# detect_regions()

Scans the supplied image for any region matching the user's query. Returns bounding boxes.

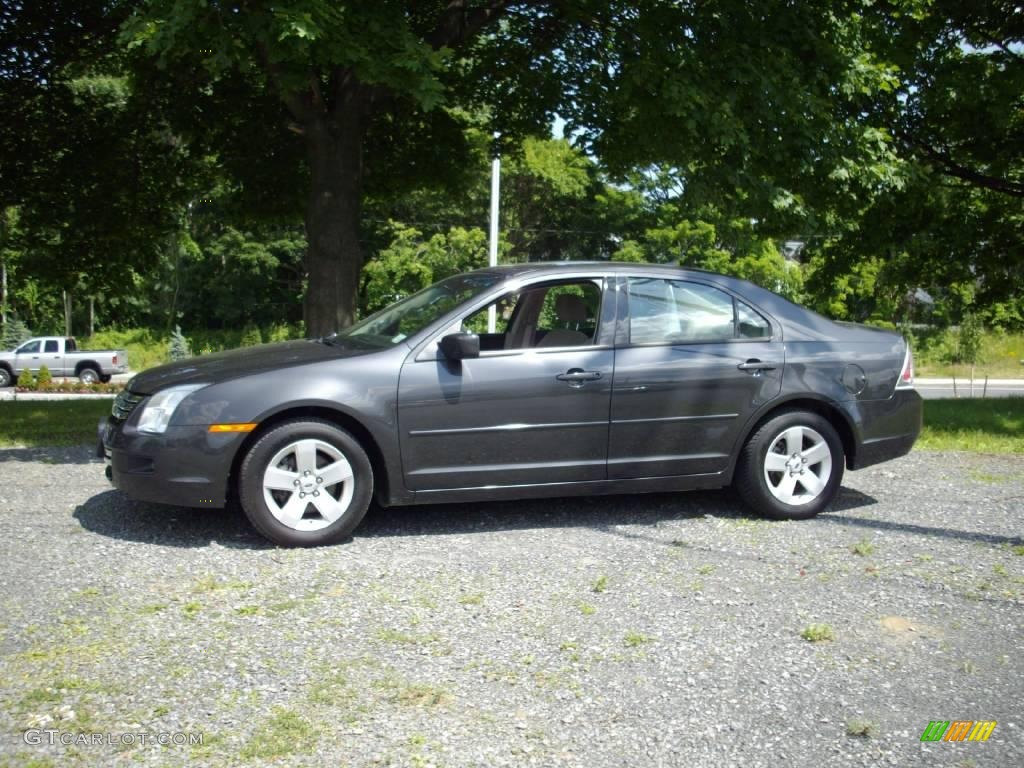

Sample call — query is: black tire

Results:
[238,419,373,547]
[99,374,112,384]
[0,366,12,388]
[78,366,100,385]
[734,410,845,520]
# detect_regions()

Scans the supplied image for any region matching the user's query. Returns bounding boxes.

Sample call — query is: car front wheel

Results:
[238,419,373,547]
[734,410,844,520]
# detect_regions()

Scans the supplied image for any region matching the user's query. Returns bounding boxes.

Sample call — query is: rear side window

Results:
[627,278,771,344]
[44,340,59,353]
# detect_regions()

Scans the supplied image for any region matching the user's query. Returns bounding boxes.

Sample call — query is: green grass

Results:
[919,398,1024,453]
[913,329,1024,379]
[0,400,113,447]
[240,707,319,761]
[800,623,836,643]
[851,538,875,557]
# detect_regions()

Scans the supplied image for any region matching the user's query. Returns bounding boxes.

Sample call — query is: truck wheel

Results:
[734,410,844,520]
[0,367,11,388]
[238,419,373,547]
[78,367,100,385]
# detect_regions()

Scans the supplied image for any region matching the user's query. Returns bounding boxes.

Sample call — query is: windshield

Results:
[333,273,502,349]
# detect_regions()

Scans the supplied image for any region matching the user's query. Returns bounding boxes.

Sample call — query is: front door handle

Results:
[737,359,777,373]
[556,368,602,387]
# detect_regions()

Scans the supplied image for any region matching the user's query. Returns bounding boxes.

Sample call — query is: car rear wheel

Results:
[78,366,100,385]
[734,410,844,520]
[0,367,11,388]
[238,419,373,547]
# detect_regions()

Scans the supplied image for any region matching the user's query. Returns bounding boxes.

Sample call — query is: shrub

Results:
[240,325,263,347]
[36,365,52,388]
[169,325,192,361]
[17,368,35,390]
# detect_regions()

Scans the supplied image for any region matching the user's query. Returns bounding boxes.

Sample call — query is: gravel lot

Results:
[0,448,1021,767]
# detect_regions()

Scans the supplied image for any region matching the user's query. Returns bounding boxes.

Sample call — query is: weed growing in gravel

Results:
[1013,545,1024,557]
[373,676,450,707]
[697,564,715,575]
[182,601,202,618]
[139,603,167,614]
[624,631,651,647]
[801,624,836,643]
[376,628,440,646]
[192,575,253,593]
[240,707,319,760]
[846,718,879,738]
[579,602,596,616]
[993,563,1009,578]
[851,539,875,557]
[592,575,609,593]
[457,592,484,605]
[235,606,260,616]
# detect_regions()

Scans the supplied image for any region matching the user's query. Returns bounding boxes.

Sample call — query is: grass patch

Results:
[918,399,1024,453]
[457,592,484,606]
[578,602,597,616]
[591,575,609,593]
[0,400,113,447]
[801,623,836,643]
[240,707,318,761]
[913,329,1024,379]
[372,677,450,707]
[846,718,879,738]
[624,631,651,647]
[851,538,875,557]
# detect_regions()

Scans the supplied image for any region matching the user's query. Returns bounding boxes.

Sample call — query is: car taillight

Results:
[113,355,118,365]
[896,345,914,389]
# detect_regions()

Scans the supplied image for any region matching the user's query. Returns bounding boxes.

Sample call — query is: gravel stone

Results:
[0,447,1021,767]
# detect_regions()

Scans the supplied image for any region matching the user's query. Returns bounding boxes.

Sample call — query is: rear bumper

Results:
[100,417,242,508]
[846,388,923,470]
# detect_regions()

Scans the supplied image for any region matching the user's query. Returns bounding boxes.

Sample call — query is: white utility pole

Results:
[487,133,501,333]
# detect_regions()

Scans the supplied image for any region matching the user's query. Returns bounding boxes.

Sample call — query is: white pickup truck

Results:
[0,337,129,387]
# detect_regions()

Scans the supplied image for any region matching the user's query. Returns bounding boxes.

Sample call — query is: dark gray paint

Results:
[103,262,922,511]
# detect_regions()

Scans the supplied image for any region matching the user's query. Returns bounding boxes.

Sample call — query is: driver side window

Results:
[17,340,41,354]
[461,279,603,352]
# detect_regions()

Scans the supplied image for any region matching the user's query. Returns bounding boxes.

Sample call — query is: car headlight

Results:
[137,384,207,434]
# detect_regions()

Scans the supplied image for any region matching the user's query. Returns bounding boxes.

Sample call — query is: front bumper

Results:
[99,417,244,508]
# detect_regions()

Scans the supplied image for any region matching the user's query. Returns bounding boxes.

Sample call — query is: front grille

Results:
[112,390,144,422]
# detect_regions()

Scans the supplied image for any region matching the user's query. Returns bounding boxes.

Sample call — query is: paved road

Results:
[915,378,1024,400]
[0,448,1021,767]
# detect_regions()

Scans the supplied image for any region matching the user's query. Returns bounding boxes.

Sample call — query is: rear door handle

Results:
[737,359,777,373]
[556,368,602,387]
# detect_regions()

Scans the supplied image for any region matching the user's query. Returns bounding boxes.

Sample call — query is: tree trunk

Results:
[63,290,72,337]
[303,100,365,338]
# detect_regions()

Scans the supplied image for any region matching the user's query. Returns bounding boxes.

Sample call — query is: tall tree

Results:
[122,0,920,336]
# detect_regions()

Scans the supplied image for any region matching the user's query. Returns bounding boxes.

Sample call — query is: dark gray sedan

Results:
[101,263,922,547]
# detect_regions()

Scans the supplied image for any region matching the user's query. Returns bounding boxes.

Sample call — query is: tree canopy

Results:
[0,1,1020,338]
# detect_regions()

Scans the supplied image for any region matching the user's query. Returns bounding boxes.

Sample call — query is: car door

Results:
[14,340,42,374]
[608,275,784,479]
[41,339,63,375]
[398,277,616,491]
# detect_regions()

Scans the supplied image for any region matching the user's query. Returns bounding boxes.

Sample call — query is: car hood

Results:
[127,340,373,394]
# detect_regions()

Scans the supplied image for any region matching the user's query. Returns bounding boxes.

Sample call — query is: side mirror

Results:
[438,332,480,361]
